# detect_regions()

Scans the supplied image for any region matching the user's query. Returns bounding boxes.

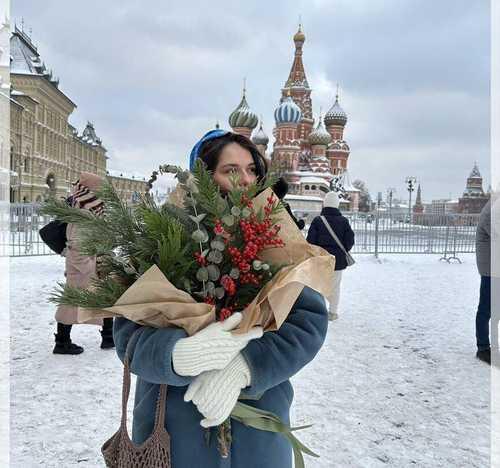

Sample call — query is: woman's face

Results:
[212,143,257,193]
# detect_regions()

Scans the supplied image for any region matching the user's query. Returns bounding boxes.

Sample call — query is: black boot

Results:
[476,348,491,365]
[100,318,115,349]
[53,323,84,355]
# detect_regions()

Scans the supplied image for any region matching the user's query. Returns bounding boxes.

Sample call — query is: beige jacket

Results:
[55,224,103,325]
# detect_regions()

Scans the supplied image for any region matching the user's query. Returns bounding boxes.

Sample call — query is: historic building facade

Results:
[226,25,359,212]
[0,17,10,203]
[457,163,490,214]
[9,25,147,203]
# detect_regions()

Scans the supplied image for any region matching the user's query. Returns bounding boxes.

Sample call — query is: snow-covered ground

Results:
[9,253,490,467]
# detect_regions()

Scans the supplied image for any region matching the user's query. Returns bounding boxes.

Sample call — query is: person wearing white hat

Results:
[307,191,355,320]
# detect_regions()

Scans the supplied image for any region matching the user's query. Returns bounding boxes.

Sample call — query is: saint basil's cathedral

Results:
[225,25,360,213]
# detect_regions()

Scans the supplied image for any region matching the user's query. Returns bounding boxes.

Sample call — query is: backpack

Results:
[39,196,73,254]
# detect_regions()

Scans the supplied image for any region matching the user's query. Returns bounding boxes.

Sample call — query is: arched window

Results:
[304,185,310,190]
[311,185,317,190]
[46,173,56,193]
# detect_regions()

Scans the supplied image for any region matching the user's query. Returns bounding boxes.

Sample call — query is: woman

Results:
[306,191,355,321]
[113,130,329,467]
[54,172,114,355]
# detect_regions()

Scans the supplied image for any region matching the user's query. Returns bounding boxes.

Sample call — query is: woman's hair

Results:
[197,132,268,181]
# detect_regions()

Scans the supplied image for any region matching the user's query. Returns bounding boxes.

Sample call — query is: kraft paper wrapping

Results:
[77,265,215,336]
[78,188,336,336]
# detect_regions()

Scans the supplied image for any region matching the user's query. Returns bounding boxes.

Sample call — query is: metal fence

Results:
[3,203,54,256]
[345,211,478,260]
[3,204,479,259]
[304,211,478,261]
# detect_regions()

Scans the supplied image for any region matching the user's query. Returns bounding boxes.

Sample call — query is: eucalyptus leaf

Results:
[207,265,220,281]
[261,263,270,271]
[215,287,225,299]
[241,208,251,218]
[231,206,241,216]
[196,267,209,282]
[210,240,225,252]
[207,250,223,264]
[222,215,235,227]
[217,198,229,213]
[186,178,199,193]
[189,213,207,224]
[192,230,205,243]
[229,268,240,279]
[200,229,209,243]
[252,260,262,271]
[206,281,216,294]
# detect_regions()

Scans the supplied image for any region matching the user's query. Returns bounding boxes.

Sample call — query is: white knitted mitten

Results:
[172,312,262,377]
[184,353,251,427]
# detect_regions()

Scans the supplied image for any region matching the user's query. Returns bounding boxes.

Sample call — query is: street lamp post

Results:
[405,177,417,223]
[16,159,24,203]
[386,187,396,221]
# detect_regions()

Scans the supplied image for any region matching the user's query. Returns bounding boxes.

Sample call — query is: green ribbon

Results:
[231,402,319,468]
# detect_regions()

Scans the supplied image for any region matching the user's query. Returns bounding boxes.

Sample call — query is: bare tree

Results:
[353,179,372,212]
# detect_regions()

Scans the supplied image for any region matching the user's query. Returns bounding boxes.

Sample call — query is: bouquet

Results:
[41,161,335,468]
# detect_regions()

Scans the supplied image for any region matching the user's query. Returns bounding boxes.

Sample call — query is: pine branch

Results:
[40,197,103,228]
[94,180,141,253]
[49,278,128,309]
[192,161,226,219]
[40,197,118,256]
[154,221,197,288]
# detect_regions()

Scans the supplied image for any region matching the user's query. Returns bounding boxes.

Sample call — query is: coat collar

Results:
[321,207,341,216]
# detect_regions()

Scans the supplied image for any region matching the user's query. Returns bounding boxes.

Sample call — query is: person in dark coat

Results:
[306,191,355,321]
[272,177,305,230]
[113,130,329,468]
[475,199,492,364]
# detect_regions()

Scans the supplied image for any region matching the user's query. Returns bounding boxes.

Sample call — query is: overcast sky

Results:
[11,0,490,200]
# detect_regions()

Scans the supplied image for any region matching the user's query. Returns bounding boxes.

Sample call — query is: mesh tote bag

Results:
[102,328,171,467]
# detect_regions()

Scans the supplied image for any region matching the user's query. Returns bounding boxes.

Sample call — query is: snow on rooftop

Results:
[299,176,329,185]
[288,170,330,178]
[106,169,148,181]
[285,194,323,202]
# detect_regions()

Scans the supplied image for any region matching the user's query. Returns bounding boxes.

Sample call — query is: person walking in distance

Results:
[307,191,355,321]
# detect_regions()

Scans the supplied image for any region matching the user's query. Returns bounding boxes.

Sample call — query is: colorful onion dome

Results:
[293,24,305,43]
[252,122,269,145]
[228,91,258,129]
[308,116,332,146]
[274,96,302,125]
[324,94,347,127]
